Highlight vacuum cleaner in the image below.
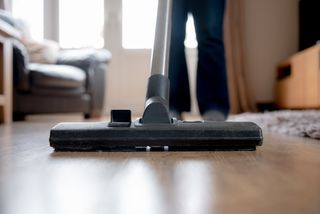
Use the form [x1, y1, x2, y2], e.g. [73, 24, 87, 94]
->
[49, 0, 263, 151]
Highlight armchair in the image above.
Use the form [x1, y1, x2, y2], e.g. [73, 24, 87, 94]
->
[0, 10, 111, 120]
[13, 42, 111, 120]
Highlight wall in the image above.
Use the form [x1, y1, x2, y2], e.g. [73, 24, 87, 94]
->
[243, 0, 299, 103]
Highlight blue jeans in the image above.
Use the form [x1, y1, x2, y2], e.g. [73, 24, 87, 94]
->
[168, 0, 229, 116]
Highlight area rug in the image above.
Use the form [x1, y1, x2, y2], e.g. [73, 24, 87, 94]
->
[229, 110, 320, 139]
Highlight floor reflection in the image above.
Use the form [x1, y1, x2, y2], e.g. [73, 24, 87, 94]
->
[173, 161, 213, 214]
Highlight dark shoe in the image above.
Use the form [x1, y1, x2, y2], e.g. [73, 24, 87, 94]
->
[170, 110, 182, 120]
[203, 110, 227, 121]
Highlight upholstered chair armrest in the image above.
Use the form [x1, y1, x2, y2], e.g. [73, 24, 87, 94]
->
[0, 13, 23, 39]
[12, 39, 30, 91]
[0, 19, 22, 39]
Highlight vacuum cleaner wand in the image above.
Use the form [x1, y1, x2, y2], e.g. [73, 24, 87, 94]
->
[141, 0, 172, 124]
[49, 0, 263, 152]
[150, 0, 172, 78]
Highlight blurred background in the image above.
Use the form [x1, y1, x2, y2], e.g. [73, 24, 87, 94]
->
[0, 0, 319, 121]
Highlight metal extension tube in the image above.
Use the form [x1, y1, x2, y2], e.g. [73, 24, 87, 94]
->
[141, 0, 173, 124]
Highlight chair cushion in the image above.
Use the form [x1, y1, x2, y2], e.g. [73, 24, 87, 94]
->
[28, 63, 86, 89]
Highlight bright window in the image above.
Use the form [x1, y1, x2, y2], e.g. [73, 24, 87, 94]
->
[11, 0, 44, 41]
[59, 0, 104, 48]
[122, 0, 158, 49]
[122, 0, 197, 49]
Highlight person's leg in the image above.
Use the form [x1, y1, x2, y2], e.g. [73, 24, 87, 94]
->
[190, 0, 230, 119]
[168, 0, 190, 115]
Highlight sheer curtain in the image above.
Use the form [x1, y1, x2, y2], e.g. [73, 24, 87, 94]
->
[224, 0, 257, 114]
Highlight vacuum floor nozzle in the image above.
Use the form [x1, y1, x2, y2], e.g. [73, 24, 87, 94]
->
[50, 119, 263, 151]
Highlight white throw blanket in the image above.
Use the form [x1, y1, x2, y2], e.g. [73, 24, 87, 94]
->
[23, 39, 60, 64]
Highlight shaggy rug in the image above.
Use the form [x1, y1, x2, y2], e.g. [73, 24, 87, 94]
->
[229, 110, 320, 139]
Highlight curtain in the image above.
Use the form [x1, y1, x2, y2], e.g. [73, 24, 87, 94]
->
[0, 0, 9, 10]
[224, 0, 257, 114]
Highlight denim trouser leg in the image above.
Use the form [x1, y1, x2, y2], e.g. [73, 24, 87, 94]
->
[191, 0, 229, 116]
[168, 0, 190, 112]
[169, 0, 230, 115]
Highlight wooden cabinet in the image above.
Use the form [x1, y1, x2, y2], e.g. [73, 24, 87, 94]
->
[0, 35, 12, 123]
[276, 44, 320, 109]
[0, 19, 21, 124]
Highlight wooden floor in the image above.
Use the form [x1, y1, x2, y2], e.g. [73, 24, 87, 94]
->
[0, 117, 320, 214]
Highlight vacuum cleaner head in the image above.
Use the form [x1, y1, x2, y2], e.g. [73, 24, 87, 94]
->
[50, 115, 263, 151]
